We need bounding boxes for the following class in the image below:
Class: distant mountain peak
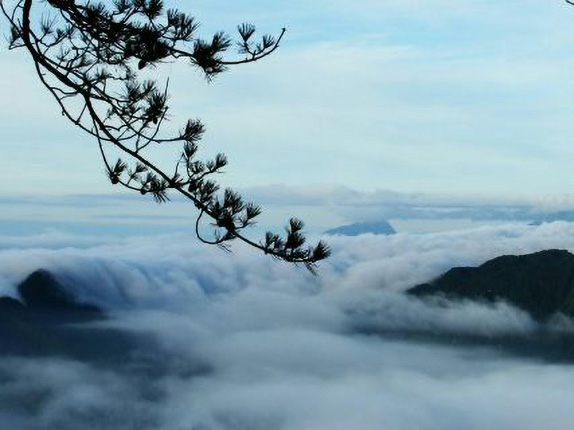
[325,220,396,237]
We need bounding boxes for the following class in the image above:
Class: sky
[3,0,574,199]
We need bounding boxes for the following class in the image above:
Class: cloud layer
[1,223,574,428]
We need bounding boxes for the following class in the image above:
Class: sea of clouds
[1,222,574,429]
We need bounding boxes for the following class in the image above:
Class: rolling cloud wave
[1,222,574,429]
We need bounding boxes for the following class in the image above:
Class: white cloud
[1,223,574,428]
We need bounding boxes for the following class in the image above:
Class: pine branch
[0,0,331,271]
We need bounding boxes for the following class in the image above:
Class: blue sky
[2,1,574,199]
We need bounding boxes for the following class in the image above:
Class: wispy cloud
[3,2,574,194]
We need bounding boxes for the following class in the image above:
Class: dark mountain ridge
[0,269,138,361]
[408,249,574,320]
[16,269,101,319]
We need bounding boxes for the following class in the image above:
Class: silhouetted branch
[1,0,330,272]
